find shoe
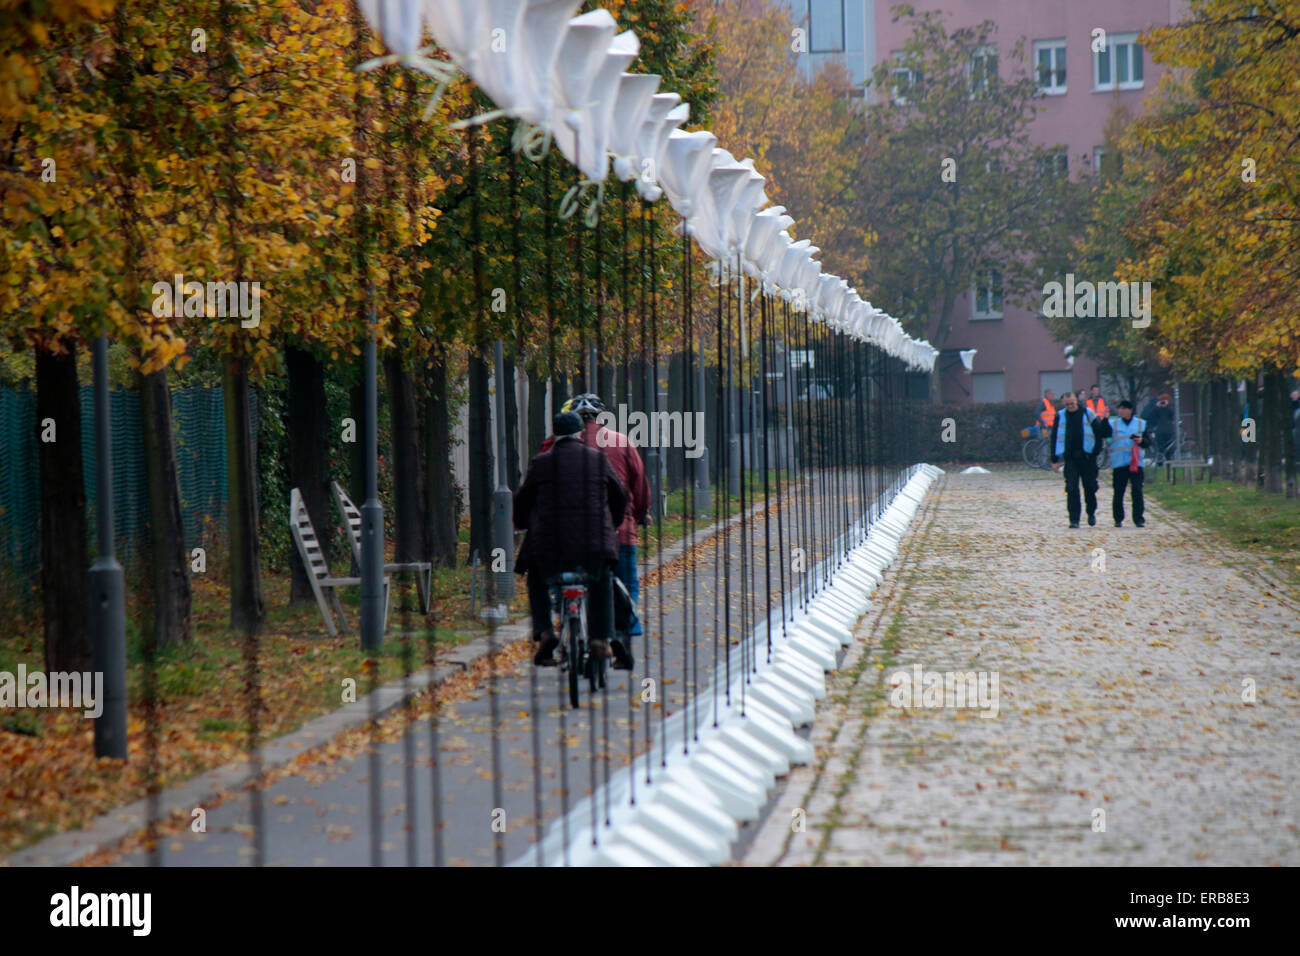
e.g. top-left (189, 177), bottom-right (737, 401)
top-left (611, 638), bottom-right (634, 670)
top-left (533, 629), bottom-right (559, 667)
top-left (1134, 520), bottom-right (1145, 528)
top-left (1069, 521), bottom-right (1079, 528)
top-left (588, 638), bottom-right (612, 660)
top-left (1088, 513), bottom-right (1096, 526)
top-left (1115, 520), bottom-right (1123, 528)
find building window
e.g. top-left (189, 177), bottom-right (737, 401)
top-left (969, 43), bottom-right (998, 96)
top-left (971, 269), bottom-right (1003, 319)
top-left (1040, 371), bottom-right (1074, 399)
top-left (1036, 150), bottom-right (1069, 179)
top-left (891, 49), bottom-right (922, 103)
top-left (1092, 145), bottom-right (1106, 175)
top-left (1034, 39), bottom-right (1066, 94)
top-left (972, 372), bottom-right (1005, 403)
top-left (809, 0), bottom-right (845, 54)
top-left (1094, 32), bottom-right (1143, 91)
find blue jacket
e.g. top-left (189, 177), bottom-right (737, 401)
top-left (1053, 405), bottom-right (1102, 457)
top-left (1108, 415), bottom-right (1151, 470)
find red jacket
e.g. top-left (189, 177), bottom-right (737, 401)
top-left (539, 420), bottom-right (649, 545)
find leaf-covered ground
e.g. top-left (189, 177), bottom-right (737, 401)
top-left (0, 556), bottom-right (519, 857)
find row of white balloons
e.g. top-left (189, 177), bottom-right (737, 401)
top-left (356, 0), bottom-right (939, 372)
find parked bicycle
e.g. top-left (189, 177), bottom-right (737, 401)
top-left (1151, 435), bottom-right (1197, 468)
top-left (1021, 425), bottom-right (1051, 470)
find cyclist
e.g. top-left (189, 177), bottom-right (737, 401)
top-left (515, 411), bottom-right (628, 667)
top-left (538, 393), bottom-right (649, 670)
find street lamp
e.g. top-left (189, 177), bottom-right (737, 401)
top-left (89, 334), bottom-right (127, 758)
top-left (360, 293), bottom-right (384, 651)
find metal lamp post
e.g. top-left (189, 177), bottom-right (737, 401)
top-left (360, 295), bottom-right (385, 651)
top-left (491, 339), bottom-right (514, 607)
top-left (89, 334), bottom-right (127, 758)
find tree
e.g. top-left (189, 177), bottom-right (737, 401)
top-left (693, 0), bottom-right (869, 284)
top-left (1051, 102), bottom-right (1165, 406)
top-left (1121, 1), bottom-right (1300, 493)
top-left (856, 4), bottom-right (1085, 397)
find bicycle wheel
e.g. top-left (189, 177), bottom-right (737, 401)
top-left (1022, 439), bottom-right (1041, 468)
top-left (567, 615), bottom-right (581, 709)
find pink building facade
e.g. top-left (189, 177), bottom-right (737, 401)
top-left (785, 0), bottom-right (1190, 403)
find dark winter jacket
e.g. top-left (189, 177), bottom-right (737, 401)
top-left (514, 435), bottom-right (628, 574)
top-left (539, 420), bottom-right (650, 546)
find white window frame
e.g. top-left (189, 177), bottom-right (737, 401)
top-left (970, 269), bottom-right (1004, 319)
top-left (891, 49), bottom-right (919, 104)
top-left (808, 0), bottom-right (846, 55)
top-left (1092, 145), bottom-right (1106, 175)
top-left (1093, 32), bottom-right (1144, 91)
top-left (1033, 38), bottom-right (1067, 95)
top-left (968, 43), bottom-right (998, 97)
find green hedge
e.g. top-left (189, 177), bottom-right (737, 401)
top-left (882, 400), bottom-right (1042, 463)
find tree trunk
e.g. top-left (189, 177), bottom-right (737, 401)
top-left (36, 345), bottom-right (90, 673)
top-left (139, 366), bottom-right (193, 644)
top-left (345, 374), bottom-right (366, 573)
top-left (551, 372), bottom-right (568, 417)
top-left (286, 345), bottom-right (332, 604)
top-left (504, 350), bottom-right (521, 492)
top-left (1284, 376), bottom-right (1299, 499)
top-left (928, 284), bottom-right (959, 403)
top-left (223, 355), bottom-right (264, 634)
top-left (528, 362), bottom-right (547, 457)
top-left (467, 348), bottom-right (494, 565)
top-left (424, 350), bottom-right (458, 568)
top-left (387, 350), bottom-right (426, 563)
top-left (1262, 369), bottom-right (1285, 495)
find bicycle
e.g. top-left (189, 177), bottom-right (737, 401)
top-left (1151, 435), bottom-right (1196, 468)
top-left (548, 570), bottom-right (606, 708)
top-left (1021, 425), bottom-right (1051, 470)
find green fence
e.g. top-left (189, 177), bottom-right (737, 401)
top-left (0, 386), bottom-right (256, 594)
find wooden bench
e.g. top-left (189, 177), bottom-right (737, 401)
top-left (1164, 460), bottom-right (1213, 485)
top-left (290, 487), bottom-right (388, 638)
top-left (332, 481), bottom-right (432, 614)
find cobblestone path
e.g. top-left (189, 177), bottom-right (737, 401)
top-left (744, 469), bottom-right (1300, 866)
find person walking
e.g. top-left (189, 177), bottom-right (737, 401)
top-left (1143, 392), bottom-right (1175, 457)
top-left (1050, 391), bottom-right (1112, 527)
top-left (1108, 400), bottom-right (1153, 528)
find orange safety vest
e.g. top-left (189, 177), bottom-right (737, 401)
top-left (1040, 397), bottom-right (1056, 427)
top-left (1087, 397), bottom-right (1108, 418)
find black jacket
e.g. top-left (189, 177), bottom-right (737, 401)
top-left (513, 435), bottom-right (628, 573)
top-left (1049, 406), bottom-right (1112, 462)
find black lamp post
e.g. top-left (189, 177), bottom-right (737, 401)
top-left (89, 334), bottom-right (127, 758)
top-left (360, 293), bottom-right (385, 650)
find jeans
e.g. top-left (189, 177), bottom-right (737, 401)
top-left (616, 544), bottom-right (642, 637)
top-left (1062, 452), bottom-right (1099, 523)
top-left (1112, 466), bottom-right (1145, 524)
top-left (527, 560), bottom-right (614, 644)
